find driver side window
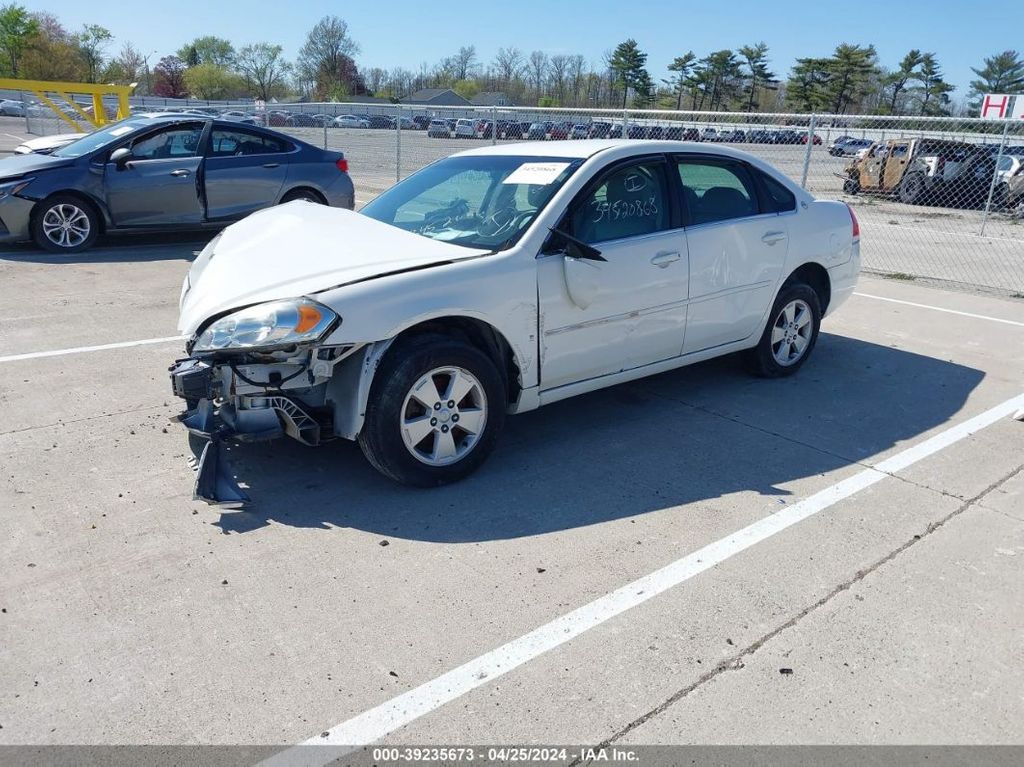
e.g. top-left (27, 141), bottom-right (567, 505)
top-left (129, 124), bottom-right (204, 161)
top-left (569, 160), bottom-right (670, 245)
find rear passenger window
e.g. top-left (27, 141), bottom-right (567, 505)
top-left (210, 129), bottom-right (289, 157)
top-left (756, 170), bottom-right (797, 213)
top-left (677, 160), bottom-right (759, 225)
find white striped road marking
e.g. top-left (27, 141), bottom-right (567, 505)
top-left (262, 391), bottom-right (1024, 765)
top-left (854, 292), bottom-right (1024, 327)
top-left (0, 335), bottom-right (185, 364)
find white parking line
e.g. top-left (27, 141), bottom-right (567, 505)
top-left (854, 292), bottom-right (1024, 327)
top-left (0, 335), bottom-right (185, 364)
top-left (263, 391), bottom-right (1024, 765)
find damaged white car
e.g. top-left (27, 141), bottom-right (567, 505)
top-left (171, 140), bottom-right (861, 504)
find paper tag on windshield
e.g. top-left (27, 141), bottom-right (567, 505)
top-left (503, 162), bottom-right (570, 185)
top-left (108, 126), bottom-right (134, 137)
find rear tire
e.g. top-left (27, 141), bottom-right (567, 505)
top-left (358, 336), bottom-right (506, 487)
top-left (898, 173), bottom-right (925, 205)
top-left (745, 283), bottom-right (821, 378)
top-left (280, 188), bottom-right (325, 205)
top-left (31, 194), bottom-right (100, 253)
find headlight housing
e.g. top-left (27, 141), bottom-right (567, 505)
top-left (0, 178), bottom-right (33, 198)
top-left (193, 299), bottom-right (338, 353)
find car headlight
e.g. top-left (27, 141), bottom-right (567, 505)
top-left (0, 178), bottom-right (33, 198)
top-left (193, 299), bottom-right (338, 352)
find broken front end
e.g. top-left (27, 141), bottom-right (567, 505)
top-left (169, 299), bottom-right (378, 506)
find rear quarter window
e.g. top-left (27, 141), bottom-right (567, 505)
top-left (755, 170), bottom-right (797, 213)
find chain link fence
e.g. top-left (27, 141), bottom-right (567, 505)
top-left (17, 95), bottom-right (1024, 295)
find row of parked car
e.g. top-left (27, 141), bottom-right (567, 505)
top-left (425, 118), bottom-right (825, 144)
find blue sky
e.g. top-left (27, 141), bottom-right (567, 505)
top-left (33, 0), bottom-right (1021, 98)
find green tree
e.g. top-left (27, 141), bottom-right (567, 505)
top-left (786, 57), bottom-right (831, 112)
top-left (916, 54), bottom-right (953, 116)
top-left (76, 24), bottom-right (112, 82)
top-left (176, 36), bottom-right (235, 68)
top-left (21, 12), bottom-right (85, 81)
top-left (738, 42), bottom-right (773, 111)
top-left (184, 62), bottom-right (243, 100)
top-left (968, 50), bottom-right (1024, 109)
top-left (452, 78), bottom-right (479, 101)
top-left (236, 42), bottom-right (290, 100)
top-left (824, 43), bottom-right (878, 113)
top-left (609, 39), bottom-right (649, 108)
top-left (297, 15), bottom-right (360, 99)
top-left (700, 49), bottom-right (742, 110)
top-left (884, 49), bottom-right (923, 114)
top-left (0, 3), bottom-right (37, 76)
top-left (664, 52), bottom-right (696, 109)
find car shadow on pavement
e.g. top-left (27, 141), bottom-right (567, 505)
top-left (0, 231), bottom-right (212, 263)
top-left (210, 333), bottom-right (984, 541)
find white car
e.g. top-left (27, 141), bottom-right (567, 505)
top-left (0, 98), bottom-right (25, 117)
top-left (170, 140), bottom-right (861, 504)
top-left (14, 132), bottom-right (88, 154)
top-left (454, 118), bottom-right (476, 138)
top-left (334, 114), bottom-right (370, 129)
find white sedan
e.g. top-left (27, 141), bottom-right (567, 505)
top-left (333, 114), bottom-right (370, 129)
top-left (171, 140), bottom-right (861, 504)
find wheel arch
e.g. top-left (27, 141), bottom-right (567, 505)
top-left (30, 189), bottom-right (109, 234)
top-left (330, 314), bottom-right (524, 441)
top-left (279, 186), bottom-right (327, 205)
top-left (783, 261), bottom-right (831, 315)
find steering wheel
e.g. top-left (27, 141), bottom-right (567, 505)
top-left (478, 206), bottom-right (521, 237)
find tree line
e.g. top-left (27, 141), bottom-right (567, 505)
top-left (0, 3), bottom-right (1022, 116)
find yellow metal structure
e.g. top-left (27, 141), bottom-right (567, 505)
top-left (0, 78), bottom-right (135, 131)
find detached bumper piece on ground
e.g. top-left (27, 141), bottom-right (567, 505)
top-left (169, 358), bottom-right (322, 506)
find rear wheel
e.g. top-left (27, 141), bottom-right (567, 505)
top-left (31, 194), bottom-right (99, 253)
top-left (358, 336), bottom-right (506, 487)
top-left (898, 172), bottom-right (925, 205)
top-left (280, 188), bottom-right (325, 205)
top-left (843, 176), bottom-right (860, 195)
top-left (745, 283), bottom-right (821, 378)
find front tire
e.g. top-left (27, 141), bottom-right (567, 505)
top-left (31, 194), bottom-right (99, 253)
top-left (898, 173), bottom-right (925, 205)
top-left (358, 336), bottom-right (506, 487)
top-left (745, 283), bottom-right (821, 377)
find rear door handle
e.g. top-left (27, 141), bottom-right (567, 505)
top-left (262, 163), bottom-right (280, 168)
top-left (761, 231), bottom-right (787, 245)
top-left (651, 251), bottom-right (681, 268)
top-left (170, 169), bottom-right (191, 177)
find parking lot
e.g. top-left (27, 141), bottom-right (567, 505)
top-left (1, 119), bottom-right (1023, 761)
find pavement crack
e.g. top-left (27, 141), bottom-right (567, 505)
top-left (573, 463), bottom-right (1023, 760)
top-left (0, 403), bottom-right (169, 437)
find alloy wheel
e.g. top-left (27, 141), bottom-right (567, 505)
top-left (399, 366), bottom-right (488, 466)
top-left (41, 203), bottom-right (90, 249)
top-left (771, 299), bottom-right (813, 367)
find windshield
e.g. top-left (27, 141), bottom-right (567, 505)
top-left (360, 154), bottom-right (582, 251)
top-left (51, 118), bottom-right (152, 158)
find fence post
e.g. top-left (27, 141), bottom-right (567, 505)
top-left (979, 119), bottom-right (1010, 236)
top-left (623, 108), bottom-right (629, 137)
top-left (323, 113), bottom-right (327, 150)
top-left (800, 113), bottom-right (817, 189)
top-left (395, 103), bottom-right (402, 183)
top-left (492, 105), bottom-right (497, 145)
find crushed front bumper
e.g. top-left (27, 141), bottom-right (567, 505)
top-left (169, 357), bottom-right (326, 507)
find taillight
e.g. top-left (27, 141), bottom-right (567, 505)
top-left (848, 204), bottom-right (860, 239)
top-left (336, 158), bottom-right (349, 173)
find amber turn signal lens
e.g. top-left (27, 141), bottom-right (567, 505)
top-left (294, 304), bottom-right (323, 334)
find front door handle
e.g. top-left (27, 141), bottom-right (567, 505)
top-left (651, 251), bottom-right (681, 268)
top-left (170, 169), bottom-right (191, 177)
top-left (761, 231), bottom-right (787, 245)
top-left (262, 163), bottom-right (280, 168)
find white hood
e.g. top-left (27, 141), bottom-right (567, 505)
top-left (178, 202), bottom-right (488, 334)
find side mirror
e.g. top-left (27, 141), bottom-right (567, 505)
top-left (109, 147), bottom-right (132, 168)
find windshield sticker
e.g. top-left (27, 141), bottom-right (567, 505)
top-left (108, 126), bottom-right (134, 137)
top-left (503, 162), bottom-right (570, 186)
